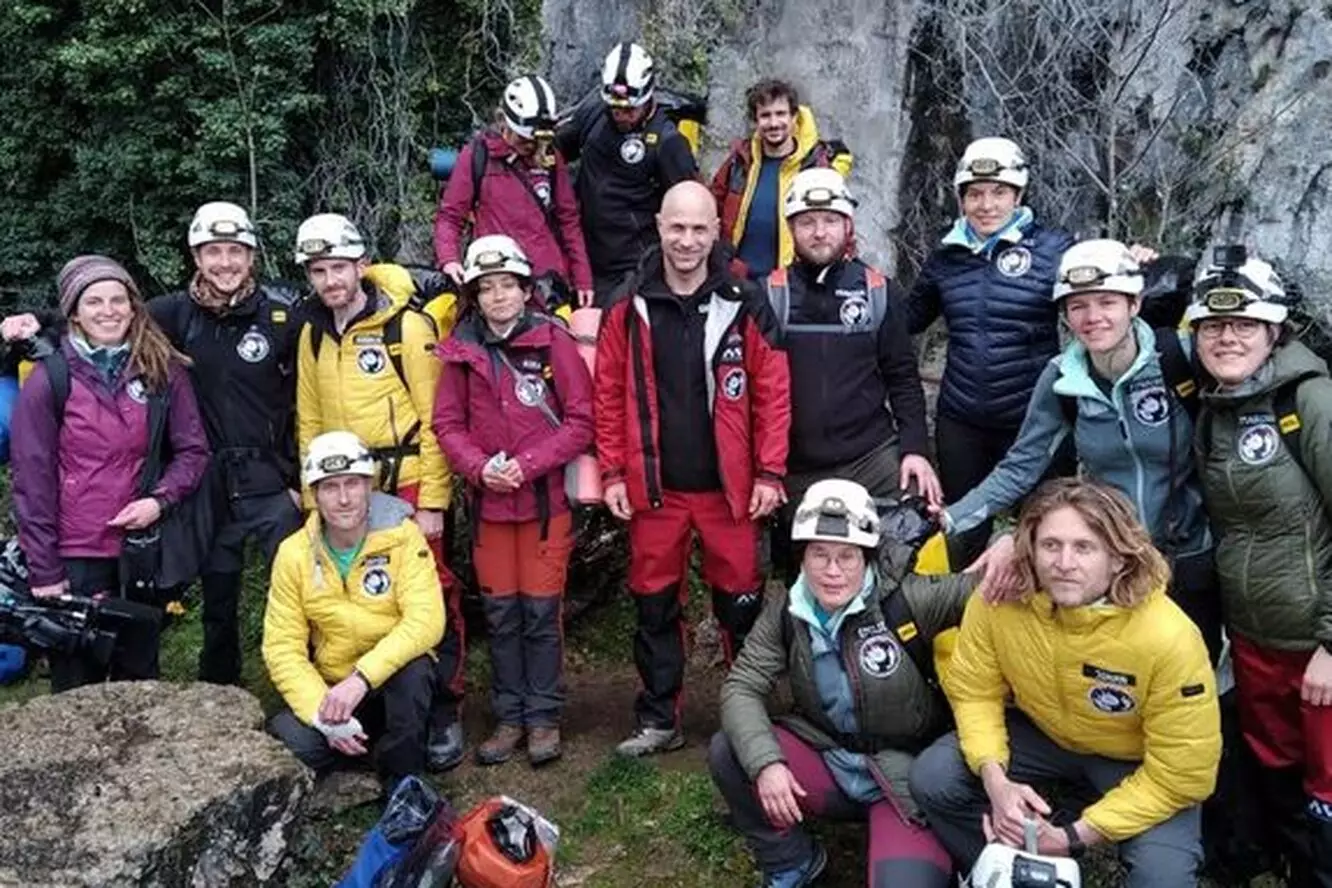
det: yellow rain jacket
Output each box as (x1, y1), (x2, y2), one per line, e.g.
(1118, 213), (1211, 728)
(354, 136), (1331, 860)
(297, 264), (452, 510)
(946, 588), (1221, 842)
(262, 493), (445, 725)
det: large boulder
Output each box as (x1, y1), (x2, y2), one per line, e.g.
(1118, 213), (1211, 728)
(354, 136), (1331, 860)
(0, 681), (312, 887)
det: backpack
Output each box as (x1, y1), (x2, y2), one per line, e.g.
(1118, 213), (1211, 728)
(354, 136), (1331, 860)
(765, 266), (888, 335)
(466, 135), (572, 263)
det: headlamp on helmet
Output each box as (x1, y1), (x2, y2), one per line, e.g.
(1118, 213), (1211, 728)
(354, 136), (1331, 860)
(1062, 265), (1107, 288)
(298, 238), (333, 257)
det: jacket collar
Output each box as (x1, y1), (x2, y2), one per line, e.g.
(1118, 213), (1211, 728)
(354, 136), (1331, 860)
(1052, 317), (1158, 402)
(941, 206), (1034, 254)
(1021, 586), (1160, 632)
(788, 566), (878, 637)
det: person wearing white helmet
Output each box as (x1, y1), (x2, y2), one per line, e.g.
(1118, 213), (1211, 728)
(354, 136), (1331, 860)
(762, 167), (941, 585)
(434, 74), (594, 308)
(911, 478), (1220, 888)
(1185, 247), (1332, 887)
(263, 430), (444, 796)
(907, 137), (1161, 570)
(434, 235), (593, 768)
(710, 78), (854, 279)
(710, 478), (974, 888)
(293, 211), (467, 772)
(941, 238), (1222, 664)
(555, 42), (699, 307)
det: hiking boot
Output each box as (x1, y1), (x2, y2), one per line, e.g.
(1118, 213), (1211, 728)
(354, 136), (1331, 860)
(761, 843), (827, 888)
(426, 721), (464, 772)
(527, 726), (562, 767)
(615, 725), (685, 758)
(475, 724), (524, 766)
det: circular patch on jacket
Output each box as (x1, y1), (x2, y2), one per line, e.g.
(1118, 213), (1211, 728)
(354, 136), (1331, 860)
(1237, 424), (1279, 465)
(362, 567), (392, 597)
(533, 179), (552, 207)
(620, 137), (646, 164)
(237, 330), (271, 363)
(859, 636), (902, 679)
(125, 378), (148, 404)
(722, 368), (746, 400)
(357, 347), (387, 375)
(996, 246), (1032, 278)
(515, 374), (547, 407)
(1130, 385), (1170, 427)
(839, 296), (871, 328)
(1088, 685), (1136, 714)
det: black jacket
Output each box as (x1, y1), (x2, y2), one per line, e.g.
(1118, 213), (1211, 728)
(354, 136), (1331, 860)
(772, 259), (928, 473)
(149, 283), (305, 499)
(556, 101), (698, 281)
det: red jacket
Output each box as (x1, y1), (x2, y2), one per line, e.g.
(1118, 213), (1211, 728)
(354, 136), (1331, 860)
(434, 311), (593, 524)
(433, 129), (594, 292)
(594, 251), (791, 520)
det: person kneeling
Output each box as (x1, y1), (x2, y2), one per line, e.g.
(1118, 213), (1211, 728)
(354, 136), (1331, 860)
(710, 480), (974, 888)
(909, 478), (1221, 887)
(263, 431), (445, 793)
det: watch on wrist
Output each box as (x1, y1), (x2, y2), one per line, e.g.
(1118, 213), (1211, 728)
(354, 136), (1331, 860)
(1062, 823), (1086, 858)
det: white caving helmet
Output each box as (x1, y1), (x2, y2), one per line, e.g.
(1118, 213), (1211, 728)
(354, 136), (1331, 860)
(1053, 239), (1144, 303)
(601, 42), (655, 108)
(1184, 248), (1289, 326)
(502, 75), (559, 140)
(783, 168), (857, 220)
(294, 213), (367, 266)
(303, 431), (376, 488)
(791, 479), (880, 550)
(463, 235), (533, 285)
(964, 842), (1083, 888)
(188, 201), (258, 249)
(954, 136), (1030, 196)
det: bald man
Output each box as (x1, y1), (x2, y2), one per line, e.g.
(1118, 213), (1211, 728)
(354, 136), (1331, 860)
(595, 181), (792, 757)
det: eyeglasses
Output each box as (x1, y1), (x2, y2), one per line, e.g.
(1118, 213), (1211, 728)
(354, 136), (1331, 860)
(1196, 318), (1265, 340)
(805, 549), (864, 573)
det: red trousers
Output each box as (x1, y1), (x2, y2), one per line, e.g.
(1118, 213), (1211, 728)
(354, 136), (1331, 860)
(1232, 633), (1332, 802)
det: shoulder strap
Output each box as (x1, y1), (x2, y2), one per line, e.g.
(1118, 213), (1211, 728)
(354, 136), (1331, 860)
(1153, 328), (1199, 421)
(726, 143), (750, 194)
(136, 386), (170, 498)
(1274, 379), (1306, 477)
(864, 267), (888, 329)
(765, 267), (790, 335)
(384, 310), (411, 395)
(470, 135), (488, 213)
(40, 352), (71, 424)
(1057, 392), (1078, 427)
(495, 345), (562, 428)
(310, 323), (324, 362)
(883, 588), (936, 686)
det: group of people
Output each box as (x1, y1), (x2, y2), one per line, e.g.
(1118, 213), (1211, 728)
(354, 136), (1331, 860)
(0, 35), (1329, 888)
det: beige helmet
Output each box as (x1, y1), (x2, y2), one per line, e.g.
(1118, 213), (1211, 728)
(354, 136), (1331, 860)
(302, 431), (376, 487)
(954, 137), (1029, 195)
(294, 213), (367, 265)
(783, 168), (856, 220)
(1053, 239), (1144, 302)
(791, 479), (880, 549)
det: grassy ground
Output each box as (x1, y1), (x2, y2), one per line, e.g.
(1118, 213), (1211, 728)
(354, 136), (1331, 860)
(0, 518), (1286, 887)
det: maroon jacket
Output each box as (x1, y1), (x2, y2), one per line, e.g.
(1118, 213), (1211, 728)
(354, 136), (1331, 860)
(433, 129), (594, 292)
(434, 311), (593, 524)
(11, 339), (210, 586)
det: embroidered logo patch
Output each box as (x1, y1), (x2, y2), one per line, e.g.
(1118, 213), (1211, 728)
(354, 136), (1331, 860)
(1088, 685), (1136, 714)
(237, 330), (270, 363)
(1130, 385), (1170, 427)
(515, 374), (547, 407)
(858, 635), (902, 679)
(1237, 423), (1279, 465)
(620, 136), (646, 164)
(362, 567), (392, 597)
(357, 347), (387, 375)
(996, 246), (1032, 278)
(125, 378), (148, 404)
(721, 368), (746, 400)
(839, 295), (871, 328)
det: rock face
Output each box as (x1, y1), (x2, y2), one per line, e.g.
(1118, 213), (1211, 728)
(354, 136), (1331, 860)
(0, 682), (312, 888)
(541, 0), (1332, 302)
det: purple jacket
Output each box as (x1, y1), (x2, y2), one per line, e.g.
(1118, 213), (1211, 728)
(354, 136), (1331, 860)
(11, 339), (210, 586)
(434, 312), (593, 523)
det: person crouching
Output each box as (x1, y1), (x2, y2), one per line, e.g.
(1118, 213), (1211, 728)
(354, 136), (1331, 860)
(263, 431), (444, 793)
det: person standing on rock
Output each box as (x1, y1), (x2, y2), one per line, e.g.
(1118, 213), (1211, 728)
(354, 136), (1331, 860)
(434, 74), (595, 310)
(710, 78), (853, 281)
(594, 180), (791, 757)
(434, 236), (594, 769)
(555, 42), (699, 307)
(263, 431), (444, 795)
(292, 214), (466, 774)
(10, 255), (210, 690)
(761, 168), (940, 584)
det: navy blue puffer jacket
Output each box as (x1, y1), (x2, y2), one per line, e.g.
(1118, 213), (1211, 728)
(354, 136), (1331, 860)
(908, 221), (1074, 429)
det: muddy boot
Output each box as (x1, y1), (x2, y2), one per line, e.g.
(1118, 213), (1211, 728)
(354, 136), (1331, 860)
(475, 724), (525, 766)
(528, 726), (562, 767)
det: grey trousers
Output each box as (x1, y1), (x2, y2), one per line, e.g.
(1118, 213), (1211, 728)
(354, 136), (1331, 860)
(908, 710), (1204, 888)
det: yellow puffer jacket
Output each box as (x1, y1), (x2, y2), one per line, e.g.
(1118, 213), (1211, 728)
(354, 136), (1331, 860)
(297, 264), (452, 510)
(945, 588), (1221, 842)
(262, 493), (445, 725)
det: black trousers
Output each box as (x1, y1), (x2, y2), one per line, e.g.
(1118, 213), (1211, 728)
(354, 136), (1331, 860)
(49, 557), (162, 692)
(267, 655), (434, 786)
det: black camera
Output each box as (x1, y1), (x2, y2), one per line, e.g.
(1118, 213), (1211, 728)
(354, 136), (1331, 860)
(1212, 244), (1247, 271)
(1011, 854), (1060, 886)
